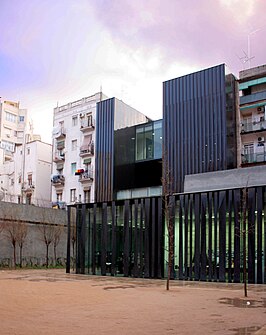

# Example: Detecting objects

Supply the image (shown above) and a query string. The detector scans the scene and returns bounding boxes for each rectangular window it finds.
[84,190,90,203]
[70,189,76,202]
[71,162,76,175]
[28,174,32,186]
[56,193,62,201]
[19,116,25,122]
[72,116,78,126]
[71,139,77,151]
[27,148,30,155]
[5,111,17,123]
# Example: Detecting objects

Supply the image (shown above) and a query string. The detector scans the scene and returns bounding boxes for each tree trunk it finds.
[54,244,57,266]
[46,244,49,268]
[20,245,23,268]
[72,241,75,271]
[13,243,16,269]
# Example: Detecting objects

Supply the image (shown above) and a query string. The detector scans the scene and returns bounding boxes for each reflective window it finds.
[136,120,162,161]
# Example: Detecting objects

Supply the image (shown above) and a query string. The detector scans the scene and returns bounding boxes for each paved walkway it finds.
[0,269,265,334]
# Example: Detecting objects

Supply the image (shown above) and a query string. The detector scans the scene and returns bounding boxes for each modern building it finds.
[239,64,266,167]
[51,93,149,206]
[0,140,52,206]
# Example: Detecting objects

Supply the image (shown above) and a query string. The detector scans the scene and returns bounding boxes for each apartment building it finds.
[51,93,150,206]
[0,140,52,206]
[0,100,32,162]
[239,64,266,166]
[51,92,107,207]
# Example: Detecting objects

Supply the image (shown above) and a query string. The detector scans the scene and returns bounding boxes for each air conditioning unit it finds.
[79,113,85,118]
[258,136,265,142]
[257,106,265,112]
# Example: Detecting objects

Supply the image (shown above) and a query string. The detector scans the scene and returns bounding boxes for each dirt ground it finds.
[0,269,265,335]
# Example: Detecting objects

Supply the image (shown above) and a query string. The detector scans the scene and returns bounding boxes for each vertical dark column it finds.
[101,203,107,276]
[218,191,226,282]
[257,187,263,284]
[111,202,116,276]
[179,195,184,280]
[213,192,218,281]
[123,200,130,276]
[189,194,194,279]
[92,204,97,275]
[194,193,200,280]
[233,189,241,283]
[169,195,176,279]
[227,190,233,282]
[208,193,213,281]
[80,204,86,274]
[66,207,71,273]
[184,194,189,279]
[151,198,156,278]
[144,198,150,278]
[157,197,163,279]
[95,98,115,202]
[133,200,139,277]
[200,194,207,281]
[248,188,256,283]
[140,199,144,277]
[76,206,82,274]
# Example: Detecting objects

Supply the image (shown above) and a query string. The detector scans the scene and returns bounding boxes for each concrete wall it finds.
[184,165,266,193]
[0,202,68,267]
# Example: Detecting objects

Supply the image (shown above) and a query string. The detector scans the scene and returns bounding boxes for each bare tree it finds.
[17,222,28,268]
[38,222,54,268]
[161,150,175,290]
[53,225,63,265]
[4,221,19,268]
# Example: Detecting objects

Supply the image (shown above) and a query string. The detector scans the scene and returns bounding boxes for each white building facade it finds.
[51,92,107,207]
[0,140,52,206]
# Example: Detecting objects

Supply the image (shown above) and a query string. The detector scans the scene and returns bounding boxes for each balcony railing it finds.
[242,151,266,164]
[241,119,266,133]
[51,174,65,185]
[79,170,94,182]
[80,143,94,157]
[53,153,65,162]
[80,118,95,131]
[53,126,66,139]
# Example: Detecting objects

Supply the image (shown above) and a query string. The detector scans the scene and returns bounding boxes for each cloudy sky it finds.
[0,0,265,143]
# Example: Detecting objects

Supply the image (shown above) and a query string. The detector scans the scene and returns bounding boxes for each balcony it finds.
[56,140,65,150]
[241,119,266,133]
[52,201,66,209]
[53,152,65,162]
[240,91,266,105]
[53,126,66,139]
[78,170,94,183]
[79,142,94,157]
[51,174,65,186]
[80,117,95,132]
[242,148,266,165]
[22,183,35,194]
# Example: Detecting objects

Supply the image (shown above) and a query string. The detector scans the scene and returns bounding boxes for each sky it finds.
[0,0,266,143]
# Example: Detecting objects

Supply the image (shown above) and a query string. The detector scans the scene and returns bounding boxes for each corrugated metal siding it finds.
[95,98,115,202]
[163,64,227,194]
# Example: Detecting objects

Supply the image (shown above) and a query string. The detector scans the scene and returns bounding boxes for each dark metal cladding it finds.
[95,98,115,202]
[163,64,237,194]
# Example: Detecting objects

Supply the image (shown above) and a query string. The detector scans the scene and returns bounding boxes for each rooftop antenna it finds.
[247,28,260,68]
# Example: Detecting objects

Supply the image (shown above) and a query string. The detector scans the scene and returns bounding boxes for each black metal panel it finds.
[163,64,234,194]
[208,193,213,280]
[66,208,71,273]
[189,194,193,279]
[140,199,144,277]
[151,198,156,278]
[133,200,139,277]
[218,191,226,282]
[123,200,130,276]
[101,203,107,276]
[157,197,163,279]
[227,190,233,282]
[111,202,116,276]
[184,194,189,279]
[213,192,218,281]
[92,204,97,275]
[194,193,200,280]
[256,187,263,283]
[233,189,241,283]
[95,98,115,202]
[200,194,207,281]
[248,188,256,283]
[144,198,150,278]
[179,195,184,280]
